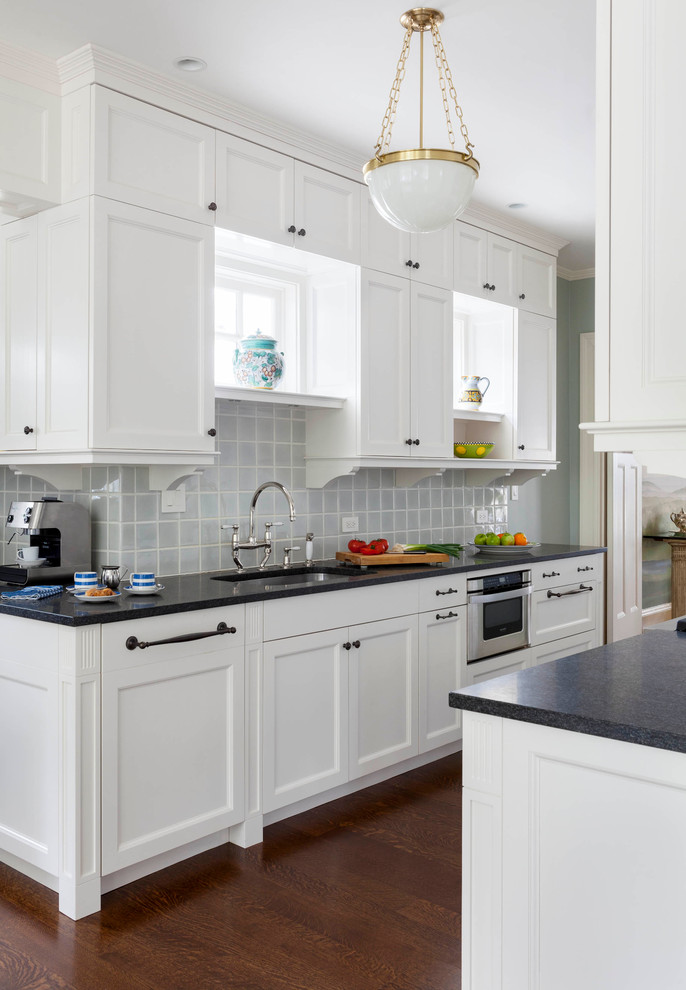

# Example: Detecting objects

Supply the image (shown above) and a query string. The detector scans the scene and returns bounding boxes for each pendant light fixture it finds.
[363,7,479,233]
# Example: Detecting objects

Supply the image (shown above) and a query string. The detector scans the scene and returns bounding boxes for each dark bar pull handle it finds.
[436,587,459,596]
[436,611,459,620]
[126,621,236,650]
[546,585,593,599]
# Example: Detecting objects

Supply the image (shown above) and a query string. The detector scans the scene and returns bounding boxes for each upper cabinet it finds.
[215,132,361,264]
[0,77,61,221]
[586,0,686,474]
[361,195,454,289]
[454,221,556,317]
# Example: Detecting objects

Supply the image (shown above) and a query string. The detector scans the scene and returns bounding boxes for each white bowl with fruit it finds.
[468,531,540,555]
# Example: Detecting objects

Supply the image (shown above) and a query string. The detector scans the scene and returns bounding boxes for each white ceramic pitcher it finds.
[458,375,490,407]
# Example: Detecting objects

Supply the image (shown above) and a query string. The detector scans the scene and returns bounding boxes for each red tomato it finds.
[367,538,389,553]
[347,539,367,553]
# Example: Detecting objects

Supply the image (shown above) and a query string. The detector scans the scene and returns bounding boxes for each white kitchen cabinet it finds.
[349,614,419,779]
[454,221,556,316]
[0,75,60,220]
[262,629,349,813]
[101,609,245,874]
[359,270,453,457]
[418,605,465,754]
[215,132,361,264]
[514,311,556,461]
[0,216,38,450]
[88,87,216,225]
[361,195,454,289]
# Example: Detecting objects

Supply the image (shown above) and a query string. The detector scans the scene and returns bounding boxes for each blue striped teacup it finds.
[130,572,156,589]
[74,571,98,589]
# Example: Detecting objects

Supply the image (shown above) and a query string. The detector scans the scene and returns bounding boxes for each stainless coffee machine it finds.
[0,498,91,586]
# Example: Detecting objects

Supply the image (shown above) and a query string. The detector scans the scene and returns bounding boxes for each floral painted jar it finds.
[233,330,284,390]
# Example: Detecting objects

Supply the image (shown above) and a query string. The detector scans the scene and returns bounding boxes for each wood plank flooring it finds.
[0,753,462,990]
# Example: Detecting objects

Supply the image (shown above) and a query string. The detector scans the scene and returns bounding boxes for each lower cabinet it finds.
[418,605,466,753]
[101,609,245,875]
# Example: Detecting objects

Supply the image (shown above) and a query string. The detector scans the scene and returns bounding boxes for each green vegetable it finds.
[404,543,464,557]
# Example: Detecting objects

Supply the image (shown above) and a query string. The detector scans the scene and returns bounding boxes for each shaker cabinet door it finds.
[410,282,454,458]
[215,132,294,245]
[0,217,38,450]
[294,162,361,265]
[514,311,556,461]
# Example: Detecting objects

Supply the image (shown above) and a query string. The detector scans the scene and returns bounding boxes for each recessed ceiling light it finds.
[173,57,207,72]
[507,202,527,209]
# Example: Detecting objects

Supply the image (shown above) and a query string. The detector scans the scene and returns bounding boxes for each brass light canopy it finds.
[363,7,479,233]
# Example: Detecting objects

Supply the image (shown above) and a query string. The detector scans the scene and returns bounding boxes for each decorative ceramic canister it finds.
[233,330,285,390]
[458,375,490,408]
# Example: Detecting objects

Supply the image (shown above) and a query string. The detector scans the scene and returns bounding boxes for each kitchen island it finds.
[450,630,686,990]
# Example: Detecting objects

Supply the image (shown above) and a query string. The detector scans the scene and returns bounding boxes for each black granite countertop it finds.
[450,630,686,753]
[0,543,605,627]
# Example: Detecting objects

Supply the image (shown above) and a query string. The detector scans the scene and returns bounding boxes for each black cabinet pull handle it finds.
[287,225,296,233]
[343,641,351,650]
[207,428,217,437]
[352,640,361,648]
[23,426,34,435]
[542,571,561,578]
[208,202,217,211]
[547,585,593,599]
[436,611,459,620]
[436,587,458,596]
[126,622,236,651]
[577,565,593,572]
[519,293,525,299]
[297,228,306,236]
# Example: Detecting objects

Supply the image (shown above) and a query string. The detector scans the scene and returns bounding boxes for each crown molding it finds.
[557,266,596,281]
[57,44,365,181]
[0,40,61,93]
[460,201,570,257]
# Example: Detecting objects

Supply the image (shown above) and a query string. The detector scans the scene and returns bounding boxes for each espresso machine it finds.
[0,498,91,586]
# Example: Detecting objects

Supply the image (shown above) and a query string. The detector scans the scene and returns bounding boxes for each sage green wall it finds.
[509,276,595,544]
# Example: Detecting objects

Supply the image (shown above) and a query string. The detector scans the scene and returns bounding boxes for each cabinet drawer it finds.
[530,554,604,588]
[418,573,466,612]
[531,581,597,646]
[102,606,245,671]
[465,648,530,686]
[528,629,600,668]
[263,583,418,641]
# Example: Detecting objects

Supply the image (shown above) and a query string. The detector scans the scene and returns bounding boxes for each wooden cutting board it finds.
[336,551,450,566]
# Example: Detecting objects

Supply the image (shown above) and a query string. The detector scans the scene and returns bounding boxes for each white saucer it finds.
[123,584,164,595]
[66,584,106,594]
[73,589,122,603]
[15,558,46,568]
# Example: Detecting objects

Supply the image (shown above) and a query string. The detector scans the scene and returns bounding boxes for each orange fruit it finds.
[513,532,528,546]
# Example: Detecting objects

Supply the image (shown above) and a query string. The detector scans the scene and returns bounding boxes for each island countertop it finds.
[450,629,686,754]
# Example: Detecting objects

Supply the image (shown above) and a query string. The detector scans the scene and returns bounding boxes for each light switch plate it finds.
[161,486,186,513]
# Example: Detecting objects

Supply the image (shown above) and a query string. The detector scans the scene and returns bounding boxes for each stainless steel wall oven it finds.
[467,569,532,662]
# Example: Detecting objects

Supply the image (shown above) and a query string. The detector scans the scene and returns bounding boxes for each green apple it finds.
[474,533,487,545]
[500,532,515,546]
[485,533,500,546]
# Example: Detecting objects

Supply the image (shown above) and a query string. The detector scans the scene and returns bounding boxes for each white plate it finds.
[123,584,164,595]
[66,584,106,594]
[73,589,122,603]
[15,558,47,568]
[469,541,540,556]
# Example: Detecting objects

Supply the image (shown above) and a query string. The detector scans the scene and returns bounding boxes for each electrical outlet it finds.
[341,516,359,533]
[475,509,489,525]
[161,485,186,513]
[510,485,519,501]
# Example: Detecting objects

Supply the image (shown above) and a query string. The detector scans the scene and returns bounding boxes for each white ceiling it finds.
[0,0,596,271]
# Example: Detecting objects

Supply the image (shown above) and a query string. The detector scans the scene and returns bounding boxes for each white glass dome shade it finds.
[363,148,479,233]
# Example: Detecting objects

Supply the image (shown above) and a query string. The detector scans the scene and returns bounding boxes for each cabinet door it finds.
[263,629,348,813]
[531,581,597,646]
[514,311,556,460]
[349,614,418,779]
[454,221,489,298]
[410,282,454,457]
[215,132,294,245]
[359,271,412,455]
[0,76,60,212]
[37,201,90,451]
[411,227,454,289]
[418,606,465,753]
[102,642,245,874]
[93,88,216,224]
[488,233,519,307]
[0,217,38,450]
[294,162,361,264]
[90,199,215,452]
[361,193,410,277]
[518,244,556,317]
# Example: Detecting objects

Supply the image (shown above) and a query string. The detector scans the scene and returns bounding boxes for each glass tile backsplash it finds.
[0,399,508,575]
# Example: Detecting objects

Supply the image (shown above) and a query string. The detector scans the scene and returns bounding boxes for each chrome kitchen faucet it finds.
[221,481,296,570]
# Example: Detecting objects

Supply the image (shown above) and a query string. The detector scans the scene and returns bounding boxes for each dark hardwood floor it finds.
[0,753,462,990]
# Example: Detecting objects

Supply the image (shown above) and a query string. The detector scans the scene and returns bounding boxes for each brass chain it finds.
[374,25,413,159]
[430,19,474,158]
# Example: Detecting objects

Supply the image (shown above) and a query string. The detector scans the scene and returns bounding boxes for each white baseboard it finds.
[642,603,672,627]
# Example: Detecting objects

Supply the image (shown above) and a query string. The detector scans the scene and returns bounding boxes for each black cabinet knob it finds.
[287,225,296,233]
[413,438,420,446]
[406,259,414,268]
[482,283,490,289]
[297,228,306,237]
[490,284,496,291]
[342,641,351,650]
[412,262,420,270]
[207,428,217,437]
[208,202,217,211]
[519,293,526,300]
[518,444,525,450]
[23,426,34,435]
[406,438,413,445]
[352,640,361,649]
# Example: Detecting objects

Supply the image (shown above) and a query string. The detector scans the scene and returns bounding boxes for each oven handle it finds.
[467,585,532,605]
[546,584,593,598]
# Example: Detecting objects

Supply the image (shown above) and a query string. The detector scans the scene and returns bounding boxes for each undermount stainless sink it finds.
[211,565,369,588]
